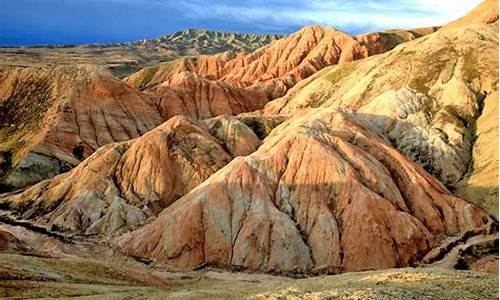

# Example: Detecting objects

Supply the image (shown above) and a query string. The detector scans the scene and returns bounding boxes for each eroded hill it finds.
[0,65,163,190]
[122,26,437,122]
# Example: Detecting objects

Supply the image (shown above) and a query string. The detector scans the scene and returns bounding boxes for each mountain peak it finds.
[442,0,498,30]
[163,28,283,40]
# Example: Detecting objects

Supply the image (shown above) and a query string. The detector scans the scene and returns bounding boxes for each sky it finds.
[0,0,483,46]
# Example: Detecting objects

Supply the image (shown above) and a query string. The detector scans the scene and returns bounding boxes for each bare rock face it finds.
[263,23,498,195]
[203,114,288,156]
[235,114,288,139]
[0,65,163,190]
[204,115,261,157]
[147,71,270,120]
[218,26,391,94]
[356,87,474,188]
[0,229,26,253]
[0,116,246,236]
[116,108,490,274]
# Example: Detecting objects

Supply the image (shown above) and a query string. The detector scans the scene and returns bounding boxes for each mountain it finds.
[0,110,282,230]
[0,26,436,190]
[126,26,438,93]
[0,29,282,77]
[0,115,277,235]
[116,107,492,273]
[114,1,496,273]
[2,13,497,275]
[123,26,438,121]
[122,28,282,54]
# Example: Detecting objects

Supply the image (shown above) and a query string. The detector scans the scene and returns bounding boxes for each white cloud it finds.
[178,0,484,33]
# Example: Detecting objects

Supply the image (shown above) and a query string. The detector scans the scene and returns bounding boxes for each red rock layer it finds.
[116,109,490,273]
[148,72,270,120]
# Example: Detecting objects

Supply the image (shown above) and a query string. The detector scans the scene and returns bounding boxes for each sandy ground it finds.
[0,253,497,300]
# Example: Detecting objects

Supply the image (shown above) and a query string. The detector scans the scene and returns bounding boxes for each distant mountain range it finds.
[0,29,283,77]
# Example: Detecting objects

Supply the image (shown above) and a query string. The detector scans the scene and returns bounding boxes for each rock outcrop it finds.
[147,71,270,120]
[204,115,261,157]
[0,116,263,236]
[116,108,491,273]
[0,229,26,253]
[0,65,164,190]
[422,227,498,274]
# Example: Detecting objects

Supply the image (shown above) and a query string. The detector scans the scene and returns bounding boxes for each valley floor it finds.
[0,253,497,300]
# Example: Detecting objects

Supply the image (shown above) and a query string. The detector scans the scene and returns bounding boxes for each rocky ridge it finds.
[0,29,282,77]
[0,115,281,236]
[122,25,438,122]
[441,0,498,31]
[126,26,437,100]
[0,25,436,190]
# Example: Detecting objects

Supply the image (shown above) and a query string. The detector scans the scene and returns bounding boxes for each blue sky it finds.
[0,0,482,46]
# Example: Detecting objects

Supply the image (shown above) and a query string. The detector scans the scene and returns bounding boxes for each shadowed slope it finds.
[456,90,499,218]
[0,65,163,190]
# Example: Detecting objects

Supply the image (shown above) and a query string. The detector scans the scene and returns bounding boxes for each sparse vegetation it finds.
[0,76,54,163]
[461,49,480,82]
[133,65,160,90]
[325,61,357,85]
[407,47,457,94]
